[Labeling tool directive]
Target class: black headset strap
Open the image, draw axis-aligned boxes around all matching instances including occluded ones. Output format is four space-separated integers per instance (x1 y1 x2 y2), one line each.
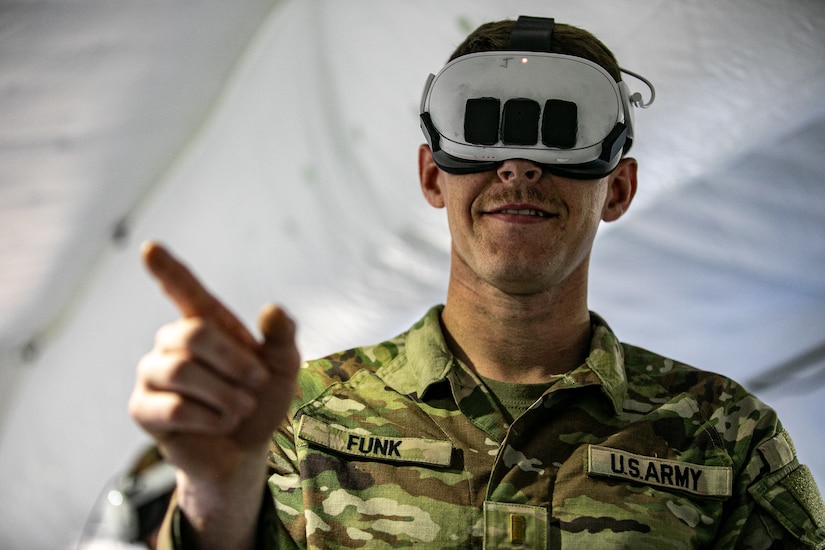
508 16 555 52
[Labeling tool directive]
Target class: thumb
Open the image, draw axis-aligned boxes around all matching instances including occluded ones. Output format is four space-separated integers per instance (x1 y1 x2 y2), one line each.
258 304 296 345
257 304 301 371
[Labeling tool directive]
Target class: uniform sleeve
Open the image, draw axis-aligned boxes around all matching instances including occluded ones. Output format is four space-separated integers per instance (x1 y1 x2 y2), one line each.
154 488 288 550
266 421 308 548
717 430 825 548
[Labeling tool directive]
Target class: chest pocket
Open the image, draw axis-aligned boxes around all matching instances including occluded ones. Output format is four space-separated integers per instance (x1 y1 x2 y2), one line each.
294 415 484 547
550 444 733 547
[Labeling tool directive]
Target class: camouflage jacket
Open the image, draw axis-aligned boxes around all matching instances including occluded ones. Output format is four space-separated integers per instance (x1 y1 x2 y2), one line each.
169 306 825 548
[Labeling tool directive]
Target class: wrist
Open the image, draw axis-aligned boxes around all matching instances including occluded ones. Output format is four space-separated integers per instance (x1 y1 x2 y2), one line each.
175 454 268 550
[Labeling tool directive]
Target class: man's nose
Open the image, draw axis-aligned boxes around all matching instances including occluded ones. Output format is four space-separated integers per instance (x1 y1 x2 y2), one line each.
497 159 543 183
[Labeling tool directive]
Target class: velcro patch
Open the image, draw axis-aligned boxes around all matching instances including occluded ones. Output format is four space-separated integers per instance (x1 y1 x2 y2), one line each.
587 445 732 498
756 431 796 473
297 416 454 467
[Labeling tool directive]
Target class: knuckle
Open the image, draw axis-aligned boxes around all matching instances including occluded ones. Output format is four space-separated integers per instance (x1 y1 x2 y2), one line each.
220 413 240 433
234 357 267 387
165 394 190 424
135 351 162 379
230 389 256 416
164 356 194 383
137 350 155 375
154 317 207 350
127 388 145 422
209 383 249 418
137 350 193 390
177 318 209 348
154 320 181 348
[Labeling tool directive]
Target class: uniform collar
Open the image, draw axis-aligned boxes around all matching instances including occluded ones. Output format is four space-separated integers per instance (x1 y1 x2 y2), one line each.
378 305 628 415
579 312 628 415
377 305 455 397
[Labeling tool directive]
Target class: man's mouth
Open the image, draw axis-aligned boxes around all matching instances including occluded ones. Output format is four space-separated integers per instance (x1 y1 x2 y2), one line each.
495 208 552 218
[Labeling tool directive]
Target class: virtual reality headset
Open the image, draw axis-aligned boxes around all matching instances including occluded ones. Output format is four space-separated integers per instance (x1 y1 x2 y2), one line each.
420 16 654 179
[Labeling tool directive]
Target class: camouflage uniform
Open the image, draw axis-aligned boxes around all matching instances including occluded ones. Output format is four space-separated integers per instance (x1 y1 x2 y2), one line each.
168 306 825 548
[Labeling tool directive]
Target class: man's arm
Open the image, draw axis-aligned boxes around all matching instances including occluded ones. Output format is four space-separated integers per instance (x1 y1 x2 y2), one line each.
715 426 825 548
129 242 301 550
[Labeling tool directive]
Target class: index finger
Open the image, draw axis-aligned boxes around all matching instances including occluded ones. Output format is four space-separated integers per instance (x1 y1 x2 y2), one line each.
141 241 256 348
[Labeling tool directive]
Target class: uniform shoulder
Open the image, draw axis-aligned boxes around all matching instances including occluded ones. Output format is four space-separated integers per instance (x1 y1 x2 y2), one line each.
620 341 746 397
294 333 407 406
620 342 825 545
619 341 785 454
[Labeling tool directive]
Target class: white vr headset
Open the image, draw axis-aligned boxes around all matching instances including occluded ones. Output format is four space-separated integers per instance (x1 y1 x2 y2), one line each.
420 16 655 179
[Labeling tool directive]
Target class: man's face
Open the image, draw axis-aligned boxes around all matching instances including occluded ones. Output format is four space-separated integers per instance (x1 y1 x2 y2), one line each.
419 147 633 296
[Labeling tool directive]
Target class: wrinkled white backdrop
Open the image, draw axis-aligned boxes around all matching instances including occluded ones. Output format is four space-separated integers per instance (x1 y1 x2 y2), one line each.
1 1 824 547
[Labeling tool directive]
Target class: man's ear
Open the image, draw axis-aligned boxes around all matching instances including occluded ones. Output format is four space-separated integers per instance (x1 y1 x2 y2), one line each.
602 157 638 222
418 144 446 208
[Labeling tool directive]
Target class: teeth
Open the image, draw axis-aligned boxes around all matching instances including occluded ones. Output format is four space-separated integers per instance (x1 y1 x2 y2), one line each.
500 209 548 217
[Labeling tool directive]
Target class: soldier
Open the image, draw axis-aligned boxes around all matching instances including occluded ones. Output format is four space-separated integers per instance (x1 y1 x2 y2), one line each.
129 16 825 549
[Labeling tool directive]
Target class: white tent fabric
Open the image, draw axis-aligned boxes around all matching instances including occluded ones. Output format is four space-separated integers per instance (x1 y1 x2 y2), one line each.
1 1 824 547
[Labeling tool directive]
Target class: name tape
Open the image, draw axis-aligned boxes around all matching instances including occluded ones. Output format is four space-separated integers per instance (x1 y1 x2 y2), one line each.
297 416 454 467
587 445 732 498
